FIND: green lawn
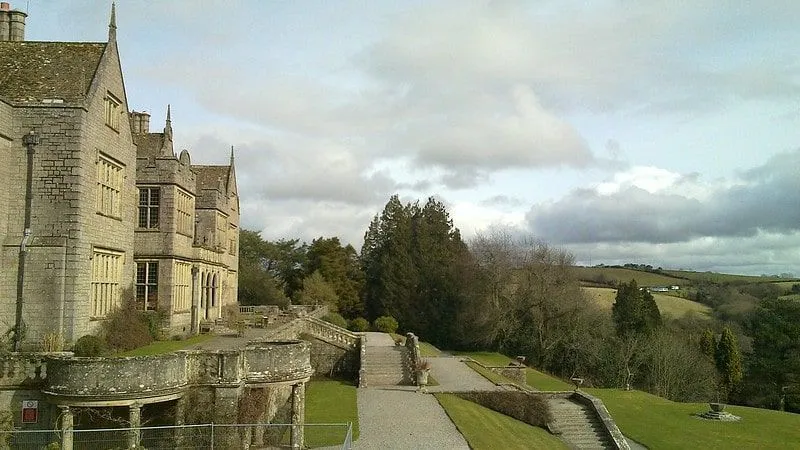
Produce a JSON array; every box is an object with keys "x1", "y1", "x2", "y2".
[
  {"x1": 435, "y1": 393, "x2": 567, "y2": 449},
  {"x1": 587, "y1": 388, "x2": 800, "y2": 449},
  {"x1": 113, "y1": 335, "x2": 214, "y2": 356},
  {"x1": 464, "y1": 361, "x2": 514, "y2": 385},
  {"x1": 305, "y1": 380, "x2": 359, "y2": 447},
  {"x1": 419, "y1": 341, "x2": 442, "y2": 357},
  {"x1": 582, "y1": 286, "x2": 711, "y2": 319},
  {"x1": 526, "y1": 368, "x2": 572, "y2": 391},
  {"x1": 456, "y1": 351, "x2": 572, "y2": 391}
]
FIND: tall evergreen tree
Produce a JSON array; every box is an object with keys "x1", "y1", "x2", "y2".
[
  {"x1": 700, "y1": 328, "x2": 716, "y2": 359},
  {"x1": 306, "y1": 237, "x2": 365, "y2": 317},
  {"x1": 612, "y1": 280, "x2": 662, "y2": 337},
  {"x1": 715, "y1": 326, "x2": 743, "y2": 394},
  {"x1": 361, "y1": 196, "x2": 470, "y2": 346}
]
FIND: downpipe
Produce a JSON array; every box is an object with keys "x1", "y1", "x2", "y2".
[{"x1": 13, "y1": 131, "x2": 39, "y2": 352}]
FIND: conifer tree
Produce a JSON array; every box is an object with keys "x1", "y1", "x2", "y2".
[
  {"x1": 715, "y1": 326, "x2": 743, "y2": 393},
  {"x1": 612, "y1": 279, "x2": 662, "y2": 337},
  {"x1": 700, "y1": 328, "x2": 716, "y2": 359}
]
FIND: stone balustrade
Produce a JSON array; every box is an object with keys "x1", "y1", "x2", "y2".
[{"x1": 41, "y1": 341, "x2": 312, "y2": 404}]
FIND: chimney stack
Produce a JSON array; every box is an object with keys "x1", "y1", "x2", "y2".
[
  {"x1": 129, "y1": 111, "x2": 151, "y2": 134},
  {"x1": 0, "y1": 3, "x2": 27, "y2": 42}
]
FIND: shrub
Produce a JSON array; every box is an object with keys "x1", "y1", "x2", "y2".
[
  {"x1": 348, "y1": 317, "x2": 369, "y2": 332},
  {"x1": 40, "y1": 332, "x2": 64, "y2": 352},
  {"x1": 73, "y1": 335, "x2": 107, "y2": 357},
  {"x1": 373, "y1": 315, "x2": 399, "y2": 334},
  {"x1": 102, "y1": 297, "x2": 153, "y2": 352},
  {"x1": 322, "y1": 312, "x2": 348, "y2": 329}
]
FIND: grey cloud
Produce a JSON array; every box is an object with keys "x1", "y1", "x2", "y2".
[
  {"x1": 480, "y1": 195, "x2": 525, "y2": 208},
  {"x1": 567, "y1": 232, "x2": 800, "y2": 277},
  {"x1": 527, "y1": 150, "x2": 800, "y2": 244}
]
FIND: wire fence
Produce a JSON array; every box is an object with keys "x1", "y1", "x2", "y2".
[{"x1": 1, "y1": 422, "x2": 353, "y2": 449}]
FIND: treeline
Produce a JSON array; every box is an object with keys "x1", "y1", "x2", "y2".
[{"x1": 239, "y1": 195, "x2": 799, "y2": 413}]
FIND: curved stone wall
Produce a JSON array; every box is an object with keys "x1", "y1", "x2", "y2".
[
  {"x1": 43, "y1": 353, "x2": 188, "y2": 400},
  {"x1": 41, "y1": 341, "x2": 312, "y2": 402},
  {"x1": 244, "y1": 340, "x2": 312, "y2": 383}
]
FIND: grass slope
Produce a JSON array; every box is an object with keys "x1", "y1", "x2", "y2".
[
  {"x1": 435, "y1": 393, "x2": 567, "y2": 449},
  {"x1": 587, "y1": 388, "x2": 800, "y2": 449},
  {"x1": 305, "y1": 380, "x2": 359, "y2": 447},
  {"x1": 457, "y1": 351, "x2": 573, "y2": 391},
  {"x1": 574, "y1": 267, "x2": 686, "y2": 286},
  {"x1": 113, "y1": 335, "x2": 214, "y2": 356},
  {"x1": 663, "y1": 270, "x2": 798, "y2": 284},
  {"x1": 583, "y1": 286, "x2": 711, "y2": 318}
]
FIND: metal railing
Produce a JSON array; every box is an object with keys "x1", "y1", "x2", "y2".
[{"x1": 0, "y1": 422, "x2": 353, "y2": 449}]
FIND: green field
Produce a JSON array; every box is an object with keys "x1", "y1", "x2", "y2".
[
  {"x1": 663, "y1": 270, "x2": 798, "y2": 284},
  {"x1": 435, "y1": 393, "x2": 567, "y2": 449},
  {"x1": 587, "y1": 388, "x2": 800, "y2": 449},
  {"x1": 582, "y1": 287, "x2": 711, "y2": 318},
  {"x1": 574, "y1": 266, "x2": 686, "y2": 287},
  {"x1": 305, "y1": 380, "x2": 359, "y2": 447},
  {"x1": 113, "y1": 335, "x2": 214, "y2": 356}
]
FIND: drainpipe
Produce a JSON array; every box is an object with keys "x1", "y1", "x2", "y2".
[{"x1": 14, "y1": 130, "x2": 39, "y2": 352}]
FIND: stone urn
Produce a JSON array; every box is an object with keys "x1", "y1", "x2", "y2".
[
  {"x1": 709, "y1": 402, "x2": 726, "y2": 412},
  {"x1": 416, "y1": 369, "x2": 430, "y2": 386}
]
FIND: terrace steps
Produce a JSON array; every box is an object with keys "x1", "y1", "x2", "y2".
[
  {"x1": 362, "y1": 345, "x2": 411, "y2": 386},
  {"x1": 548, "y1": 397, "x2": 616, "y2": 449}
]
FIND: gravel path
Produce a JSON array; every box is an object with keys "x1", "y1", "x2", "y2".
[
  {"x1": 354, "y1": 389, "x2": 469, "y2": 450},
  {"x1": 426, "y1": 356, "x2": 500, "y2": 392},
  {"x1": 353, "y1": 333, "x2": 508, "y2": 449},
  {"x1": 363, "y1": 331, "x2": 395, "y2": 347}
]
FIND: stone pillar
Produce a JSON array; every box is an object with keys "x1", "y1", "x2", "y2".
[
  {"x1": 60, "y1": 406, "x2": 74, "y2": 450},
  {"x1": 191, "y1": 266, "x2": 199, "y2": 334},
  {"x1": 174, "y1": 396, "x2": 186, "y2": 447},
  {"x1": 128, "y1": 403, "x2": 141, "y2": 449},
  {"x1": 290, "y1": 382, "x2": 306, "y2": 449}
]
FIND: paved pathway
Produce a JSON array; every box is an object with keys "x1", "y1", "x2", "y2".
[
  {"x1": 353, "y1": 332, "x2": 508, "y2": 449},
  {"x1": 425, "y1": 356, "x2": 500, "y2": 392}
]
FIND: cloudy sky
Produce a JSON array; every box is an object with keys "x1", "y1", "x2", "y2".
[{"x1": 25, "y1": 0, "x2": 800, "y2": 275}]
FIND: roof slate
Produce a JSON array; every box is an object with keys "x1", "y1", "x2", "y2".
[
  {"x1": 0, "y1": 41, "x2": 106, "y2": 105},
  {"x1": 193, "y1": 165, "x2": 230, "y2": 191},
  {"x1": 134, "y1": 133, "x2": 166, "y2": 158}
]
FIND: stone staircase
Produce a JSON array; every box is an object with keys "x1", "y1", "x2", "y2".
[
  {"x1": 548, "y1": 397, "x2": 616, "y2": 449},
  {"x1": 362, "y1": 346, "x2": 410, "y2": 386}
]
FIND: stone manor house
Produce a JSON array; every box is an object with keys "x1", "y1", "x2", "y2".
[{"x1": 0, "y1": 4, "x2": 239, "y2": 347}]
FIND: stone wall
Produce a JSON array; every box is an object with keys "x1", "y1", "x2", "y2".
[{"x1": 304, "y1": 336, "x2": 358, "y2": 379}]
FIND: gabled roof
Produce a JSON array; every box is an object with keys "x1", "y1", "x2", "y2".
[
  {"x1": 193, "y1": 165, "x2": 231, "y2": 191},
  {"x1": 0, "y1": 41, "x2": 106, "y2": 105},
  {"x1": 134, "y1": 132, "x2": 167, "y2": 158}
]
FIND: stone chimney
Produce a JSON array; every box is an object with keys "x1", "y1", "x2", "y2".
[
  {"x1": 0, "y1": 3, "x2": 27, "y2": 42},
  {"x1": 129, "y1": 111, "x2": 151, "y2": 134}
]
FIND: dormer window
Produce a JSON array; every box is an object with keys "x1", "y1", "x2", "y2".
[{"x1": 104, "y1": 92, "x2": 121, "y2": 130}]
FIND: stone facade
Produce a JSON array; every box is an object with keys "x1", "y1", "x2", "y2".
[{"x1": 0, "y1": 4, "x2": 239, "y2": 346}]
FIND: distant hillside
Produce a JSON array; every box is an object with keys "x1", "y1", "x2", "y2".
[
  {"x1": 582, "y1": 287, "x2": 711, "y2": 319},
  {"x1": 663, "y1": 270, "x2": 799, "y2": 284},
  {"x1": 573, "y1": 266, "x2": 686, "y2": 287}
]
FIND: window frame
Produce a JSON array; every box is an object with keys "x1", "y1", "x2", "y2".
[
  {"x1": 138, "y1": 186, "x2": 160, "y2": 229},
  {"x1": 90, "y1": 248, "x2": 124, "y2": 319},
  {"x1": 104, "y1": 92, "x2": 121, "y2": 131},
  {"x1": 136, "y1": 261, "x2": 159, "y2": 311},
  {"x1": 97, "y1": 153, "x2": 124, "y2": 219}
]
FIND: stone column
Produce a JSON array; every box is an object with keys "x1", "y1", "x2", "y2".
[
  {"x1": 191, "y1": 266, "x2": 199, "y2": 334},
  {"x1": 128, "y1": 403, "x2": 142, "y2": 449},
  {"x1": 174, "y1": 396, "x2": 186, "y2": 446},
  {"x1": 290, "y1": 382, "x2": 306, "y2": 449},
  {"x1": 60, "y1": 406, "x2": 74, "y2": 450}
]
